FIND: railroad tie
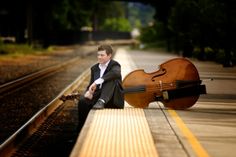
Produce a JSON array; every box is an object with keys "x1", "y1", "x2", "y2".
[{"x1": 71, "y1": 108, "x2": 158, "y2": 157}]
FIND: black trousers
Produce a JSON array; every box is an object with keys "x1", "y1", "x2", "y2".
[{"x1": 77, "y1": 80, "x2": 118, "y2": 133}]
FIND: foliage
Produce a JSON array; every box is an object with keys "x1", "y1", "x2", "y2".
[
  {"x1": 147, "y1": 0, "x2": 236, "y2": 64},
  {"x1": 168, "y1": 0, "x2": 198, "y2": 36},
  {"x1": 0, "y1": 37, "x2": 3, "y2": 45},
  {"x1": 139, "y1": 22, "x2": 165, "y2": 43},
  {"x1": 127, "y1": 2, "x2": 155, "y2": 28},
  {"x1": 100, "y1": 18, "x2": 132, "y2": 32},
  {"x1": 0, "y1": 44, "x2": 47, "y2": 56},
  {"x1": 50, "y1": 0, "x2": 155, "y2": 32},
  {"x1": 51, "y1": 0, "x2": 92, "y2": 30},
  {"x1": 50, "y1": 0, "x2": 131, "y2": 31},
  {"x1": 3, "y1": 0, "x2": 236, "y2": 65},
  {"x1": 93, "y1": 1, "x2": 127, "y2": 31}
]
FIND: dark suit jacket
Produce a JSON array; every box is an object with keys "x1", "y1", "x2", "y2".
[{"x1": 87, "y1": 59, "x2": 124, "y2": 108}]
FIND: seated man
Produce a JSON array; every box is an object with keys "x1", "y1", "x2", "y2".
[{"x1": 78, "y1": 44, "x2": 124, "y2": 132}]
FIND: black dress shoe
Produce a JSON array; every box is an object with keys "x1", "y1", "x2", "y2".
[{"x1": 93, "y1": 99, "x2": 105, "y2": 109}]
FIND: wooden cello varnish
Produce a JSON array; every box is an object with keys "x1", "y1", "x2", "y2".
[{"x1": 122, "y1": 58, "x2": 200, "y2": 109}]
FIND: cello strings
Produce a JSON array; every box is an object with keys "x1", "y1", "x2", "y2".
[{"x1": 124, "y1": 83, "x2": 177, "y2": 93}]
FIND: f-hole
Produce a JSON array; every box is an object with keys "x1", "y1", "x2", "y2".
[{"x1": 151, "y1": 68, "x2": 166, "y2": 81}]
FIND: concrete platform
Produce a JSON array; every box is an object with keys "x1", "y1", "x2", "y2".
[
  {"x1": 70, "y1": 47, "x2": 236, "y2": 157},
  {"x1": 70, "y1": 108, "x2": 159, "y2": 157}
]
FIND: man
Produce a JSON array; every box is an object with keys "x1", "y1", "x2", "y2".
[{"x1": 78, "y1": 44, "x2": 124, "y2": 132}]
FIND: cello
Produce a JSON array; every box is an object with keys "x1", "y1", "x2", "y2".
[{"x1": 122, "y1": 58, "x2": 206, "y2": 109}]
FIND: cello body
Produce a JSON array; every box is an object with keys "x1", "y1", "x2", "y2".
[{"x1": 122, "y1": 58, "x2": 204, "y2": 109}]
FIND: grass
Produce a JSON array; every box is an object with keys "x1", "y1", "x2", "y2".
[{"x1": 0, "y1": 43, "x2": 53, "y2": 58}]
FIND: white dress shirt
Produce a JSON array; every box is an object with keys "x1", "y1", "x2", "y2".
[{"x1": 94, "y1": 60, "x2": 110, "y2": 86}]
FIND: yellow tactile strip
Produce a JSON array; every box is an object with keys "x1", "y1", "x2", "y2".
[{"x1": 77, "y1": 108, "x2": 158, "y2": 157}]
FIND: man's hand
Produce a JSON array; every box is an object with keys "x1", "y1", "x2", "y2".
[
  {"x1": 84, "y1": 82, "x2": 97, "y2": 100},
  {"x1": 89, "y1": 82, "x2": 97, "y2": 93},
  {"x1": 84, "y1": 91, "x2": 93, "y2": 100}
]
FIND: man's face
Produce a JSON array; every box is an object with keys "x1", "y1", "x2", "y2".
[{"x1": 97, "y1": 50, "x2": 111, "y2": 64}]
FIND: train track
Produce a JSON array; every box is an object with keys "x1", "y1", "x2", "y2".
[
  {"x1": 0, "y1": 58, "x2": 74, "y2": 95},
  {"x1": 0, "y1": 44, "x2": 132, "y2": 156},
  {"x1": 0, "y1": 66, "x2": 90, "y2": 157},
  {"x1": 0, "y1": 46, "x2": 99, "y2": 156}
]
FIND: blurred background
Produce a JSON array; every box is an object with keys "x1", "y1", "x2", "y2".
[{"x1": 0, "y1": 0, "x2": 236, "y2": 66}]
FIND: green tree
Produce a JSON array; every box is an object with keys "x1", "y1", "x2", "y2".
[
  {"x1": 101, "y1": 18, "x2": 131, "y2": 32},
  {"x1": 51, "y1": 0, "x2": 92, "y2": 30},
  {"x1": 149, "y1": 0, "x2": 236, "y2": 65}
]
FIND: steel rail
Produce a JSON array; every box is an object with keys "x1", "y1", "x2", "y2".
[
  {"x1": 0, "y1": 68, "x2": 90, "y2": 157},
  {"x1": 0, "y1": 57, "x2": 80, "y2": 96}
]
